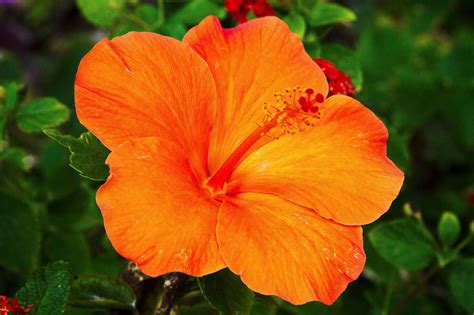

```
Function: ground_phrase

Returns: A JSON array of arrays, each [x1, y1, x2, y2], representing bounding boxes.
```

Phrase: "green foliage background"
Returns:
[[0, 0, 473, 314]]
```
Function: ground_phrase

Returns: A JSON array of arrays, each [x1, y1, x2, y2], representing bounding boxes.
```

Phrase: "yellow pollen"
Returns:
[[262, 87, 323, 138]]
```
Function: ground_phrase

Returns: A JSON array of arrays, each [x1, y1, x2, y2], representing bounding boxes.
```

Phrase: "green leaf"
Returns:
[[5, 82, 19, 113], [0, 192, 41, 274], [320, 44, 363, 91], [308, 2, 356, 27], [284, 14, 306, 38], [387, 127, 410, 173], [173, 0, 226, 25], [43, 129, 110, 181], [369, 218, 437, 270], [16, 261, 72, 315], [160, 18, 187, 40], [0, 147, 32, 171], [68, 274, 136, 311], [198, 269, 255, 315], [76, 0, 126, 28], [437, 211, 461, 248], [45, 233, 91, 273], [447, 258, 474, 312], [135, 4, 159, 25], [180, 303, 218, 315], [16, 97, 70, 133]]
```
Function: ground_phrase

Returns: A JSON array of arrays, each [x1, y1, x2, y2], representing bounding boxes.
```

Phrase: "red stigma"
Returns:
[[225, 0, 275, 24], [298, 89, 324, 114], [313, 58, 356, 96]]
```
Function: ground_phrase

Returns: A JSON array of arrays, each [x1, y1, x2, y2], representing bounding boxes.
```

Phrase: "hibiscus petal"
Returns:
[[75, 32, 217, 179], [183, 16, 328, 175], [97, 137, 224, 277], [231, 95, 404, 225], [218, 193, 365, 305]]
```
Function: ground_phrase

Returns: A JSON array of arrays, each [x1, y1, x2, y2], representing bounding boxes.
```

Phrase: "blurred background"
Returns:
[[0, 0, 473, 314]]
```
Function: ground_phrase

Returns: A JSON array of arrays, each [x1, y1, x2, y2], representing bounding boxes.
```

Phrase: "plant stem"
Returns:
[[155, 273, 189, 315], [156, 0, 165, 28], [381, 269, 396, 315]]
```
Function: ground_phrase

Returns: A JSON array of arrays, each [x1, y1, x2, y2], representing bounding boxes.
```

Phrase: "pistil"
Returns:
[[206, 87, 324, 194], [206, 119, 277, 191]]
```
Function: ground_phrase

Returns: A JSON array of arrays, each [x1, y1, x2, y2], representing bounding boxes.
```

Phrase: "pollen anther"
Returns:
[[263, 87, 324, 137]]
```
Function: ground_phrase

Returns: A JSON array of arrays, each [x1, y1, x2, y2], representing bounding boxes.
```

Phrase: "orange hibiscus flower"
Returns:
[[75, 16, 404, 305]]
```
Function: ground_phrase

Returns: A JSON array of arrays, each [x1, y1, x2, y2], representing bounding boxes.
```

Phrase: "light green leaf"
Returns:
[[68, 274, 136, 311], [198, 269, 255, 315], [308, 2, 356, 27], [437, 211, 461, 248], [369, 218, 437, 270], [5, 82, 19, 113], [17, 97, 70, 133], [43, 129, 110, 181], [447, 258, 474, 312], [173, 0, 226, 25], [135, 4, 159, 25], [16, 261, 72, 315], [76, 0, 126, 28], [284, 14, 306, 38], [0, 193, 41, 274]]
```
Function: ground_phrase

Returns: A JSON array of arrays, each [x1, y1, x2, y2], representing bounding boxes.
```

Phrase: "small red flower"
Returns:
[[313, 58, 356, 96], [225, 0, 275, 23], [0, 296, 33, 315]]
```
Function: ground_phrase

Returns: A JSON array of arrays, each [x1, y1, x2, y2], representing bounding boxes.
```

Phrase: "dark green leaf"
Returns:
[[160, 18, 187, 39], [320, 44, 363, 91], [17, 97, 70, 133], [308, 3, 356, 27], [250, 300, 276, 315], [45, 233, 91, 273], [437, 212, 461, 248], [447, 258, 474, 312], [284, 14, 306, 38], [91, 253, 125, 278], [180, 302, 219, 315], [173, 0, 226, 25], [369, 218, 437, 270], [43, 129, 110, 181], [0, 53, 21, 83], [387, 127, 410, 172], [16, 261, 72, 315], [76, 0, 126, 28], [68, 274, 136, 311], [0, 193, 40, 274], [0, 147, 32, 171], [198, 269, 255, 315]]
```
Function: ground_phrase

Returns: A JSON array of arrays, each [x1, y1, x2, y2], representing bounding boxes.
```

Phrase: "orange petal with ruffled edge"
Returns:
[[97, 137, 225, 276], [183, 16, 328, 175], [218, 193, 365, 305], [231, 95, 404, 225], [75, 32, 217, 180]]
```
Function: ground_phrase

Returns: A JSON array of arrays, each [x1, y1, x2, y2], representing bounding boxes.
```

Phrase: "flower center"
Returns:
[[205, 87, 324, 195]]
